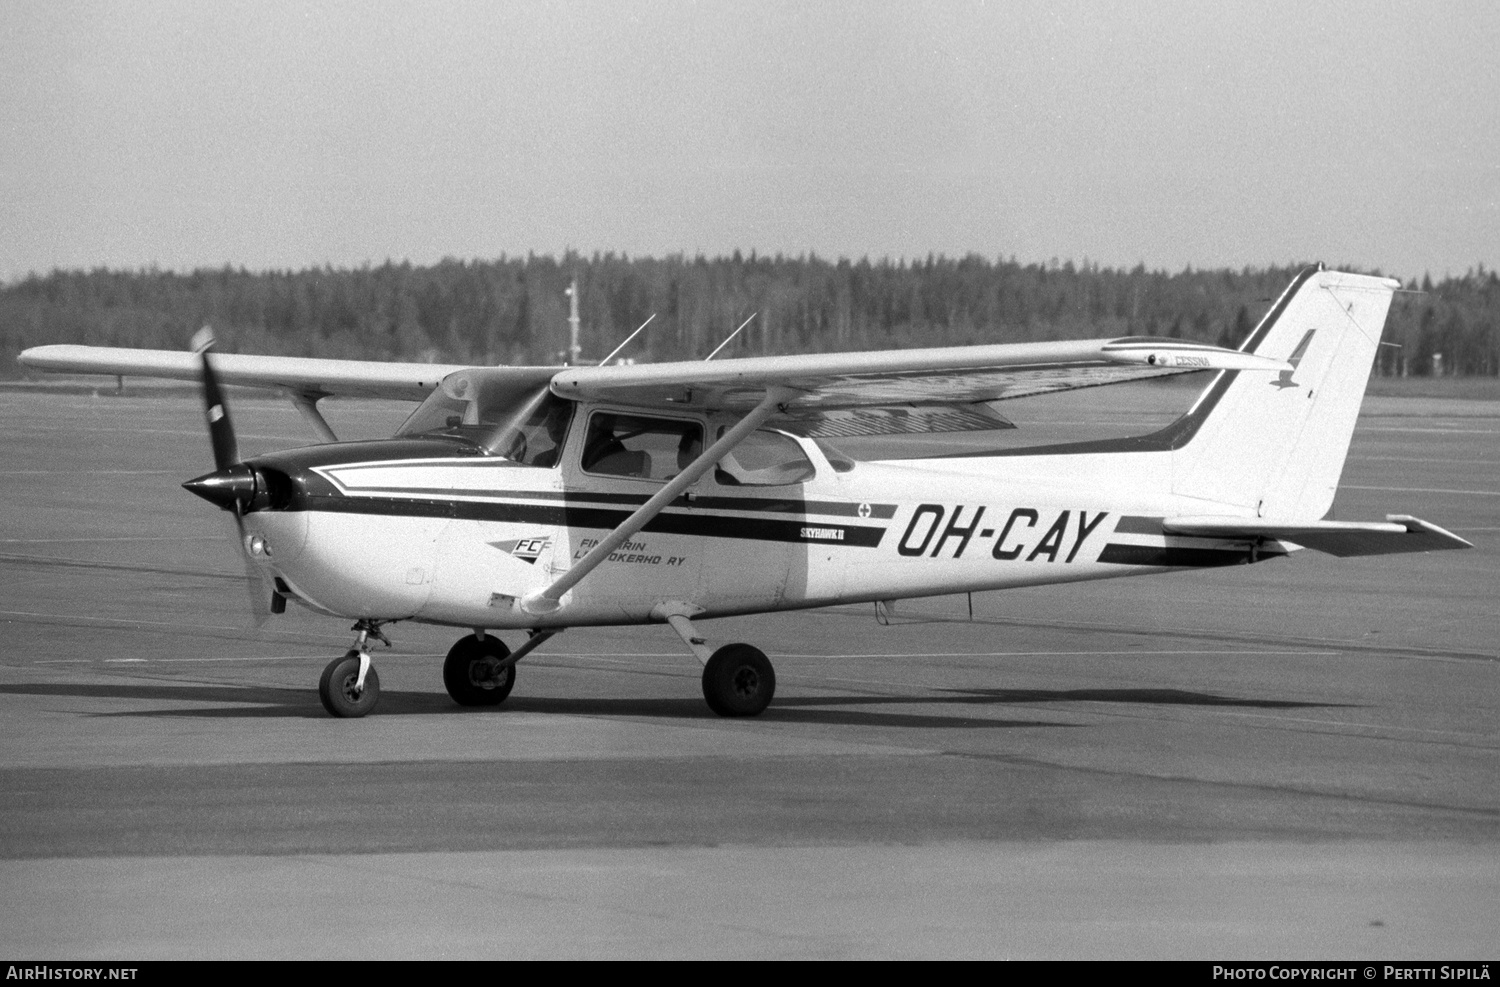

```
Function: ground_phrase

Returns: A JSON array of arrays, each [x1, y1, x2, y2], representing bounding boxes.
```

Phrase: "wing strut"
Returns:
[[520, 386, 797, 616], [286, 390, 337, 443]]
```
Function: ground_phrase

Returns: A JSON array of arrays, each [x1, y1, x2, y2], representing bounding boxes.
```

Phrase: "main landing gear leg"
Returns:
[[319, 619, 390, 718], [442, 628, 558, 708], [658, 606, 776, 717]]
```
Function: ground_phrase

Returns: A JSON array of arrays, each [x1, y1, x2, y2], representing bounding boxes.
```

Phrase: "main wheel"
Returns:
[[319, 650, 381, 718], [443, 634, 516, 706], [701, 643, 775, 717]]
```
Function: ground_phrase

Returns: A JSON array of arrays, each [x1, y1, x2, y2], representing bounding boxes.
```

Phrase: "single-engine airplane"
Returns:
[[18, 266, 1471, 718]]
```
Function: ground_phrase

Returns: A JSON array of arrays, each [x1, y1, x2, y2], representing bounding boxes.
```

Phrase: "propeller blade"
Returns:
[[229, 507, 273, 629], [192, 326, 239, 471], [189, 326, 271, 627]]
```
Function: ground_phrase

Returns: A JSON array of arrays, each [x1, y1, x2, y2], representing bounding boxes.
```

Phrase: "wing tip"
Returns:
[[1385, 514, 1474, 550]]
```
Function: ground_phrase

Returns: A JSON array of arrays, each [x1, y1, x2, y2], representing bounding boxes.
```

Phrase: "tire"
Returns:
[[319, 651, 380, 718], [443, 634, 516, 706], [701, 643, 775, 717]]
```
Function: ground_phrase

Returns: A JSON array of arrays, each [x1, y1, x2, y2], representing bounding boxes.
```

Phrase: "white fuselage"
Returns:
[[241, 424, 1270, 631]]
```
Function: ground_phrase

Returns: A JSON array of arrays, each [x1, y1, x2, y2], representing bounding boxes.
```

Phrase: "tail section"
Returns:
[[1171, 267, 1399, 519]]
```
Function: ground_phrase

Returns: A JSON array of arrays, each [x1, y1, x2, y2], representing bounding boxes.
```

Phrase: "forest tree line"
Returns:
[[3, 252, 1497, 377]]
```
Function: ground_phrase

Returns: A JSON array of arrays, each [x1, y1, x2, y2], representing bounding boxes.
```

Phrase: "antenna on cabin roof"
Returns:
[[599, 313, 656, 366], [565, 276, 582, 366], [705, 313, 757, 361]]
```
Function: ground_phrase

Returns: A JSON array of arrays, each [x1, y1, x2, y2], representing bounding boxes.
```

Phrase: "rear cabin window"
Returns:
[[582, 413, 704, 482], [715, 429, 815, 486]]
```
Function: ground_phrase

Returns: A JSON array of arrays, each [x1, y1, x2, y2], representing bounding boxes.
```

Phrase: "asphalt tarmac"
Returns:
[[0, 385, 1495, 959]]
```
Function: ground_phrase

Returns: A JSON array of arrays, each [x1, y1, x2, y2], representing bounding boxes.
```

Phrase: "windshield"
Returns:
[[397, 378, 574, 464]]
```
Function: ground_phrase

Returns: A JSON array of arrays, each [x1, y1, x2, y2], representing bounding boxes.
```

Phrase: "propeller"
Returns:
[[182, 327, 274, 625]]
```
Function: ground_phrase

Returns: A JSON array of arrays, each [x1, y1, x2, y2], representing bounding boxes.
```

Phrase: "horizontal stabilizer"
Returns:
[[1163, 515, 1473, 557]]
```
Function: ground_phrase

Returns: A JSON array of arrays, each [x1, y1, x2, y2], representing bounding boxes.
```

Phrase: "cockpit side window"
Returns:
[[714, 428, 816, 486], [499, 397, 574, 467], [582, 413, 703, 482]]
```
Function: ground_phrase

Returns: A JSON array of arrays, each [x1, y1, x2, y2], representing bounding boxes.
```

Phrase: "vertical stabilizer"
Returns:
[[1172, 268, 1399, 519]]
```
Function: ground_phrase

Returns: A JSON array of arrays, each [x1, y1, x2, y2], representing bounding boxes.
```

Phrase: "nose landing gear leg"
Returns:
[[318, 619, 390, 718]]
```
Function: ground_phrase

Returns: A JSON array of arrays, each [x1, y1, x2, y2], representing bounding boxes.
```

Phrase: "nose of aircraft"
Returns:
[[183, 464, 258, 511]]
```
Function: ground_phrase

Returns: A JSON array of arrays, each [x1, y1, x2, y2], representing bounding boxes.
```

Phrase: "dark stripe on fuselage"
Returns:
[[1113, 515, 1165, 535], [250, 441, 899, 527], [928, 266, 1321, 460], [316, 485, 897, 520], [294, 494, 888, 548]]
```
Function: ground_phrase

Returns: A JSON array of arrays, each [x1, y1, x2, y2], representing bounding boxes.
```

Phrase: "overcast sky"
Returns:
[[2, 0, 1496, 281]]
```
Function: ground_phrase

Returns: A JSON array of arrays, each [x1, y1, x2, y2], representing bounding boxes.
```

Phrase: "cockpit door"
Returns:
[[552, 407, 707, 618]]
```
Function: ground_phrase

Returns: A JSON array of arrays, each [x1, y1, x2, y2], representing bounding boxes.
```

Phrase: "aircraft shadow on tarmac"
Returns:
[[0, 681, 1352, 728]]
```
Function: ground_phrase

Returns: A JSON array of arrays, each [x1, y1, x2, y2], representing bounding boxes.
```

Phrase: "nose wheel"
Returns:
[[318, 620, 390, 718], [319, 649, 381, 718]]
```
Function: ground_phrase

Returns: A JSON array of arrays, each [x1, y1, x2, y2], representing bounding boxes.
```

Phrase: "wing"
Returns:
[[17, 344, 475, 401], [549, 337, 1291, 419]]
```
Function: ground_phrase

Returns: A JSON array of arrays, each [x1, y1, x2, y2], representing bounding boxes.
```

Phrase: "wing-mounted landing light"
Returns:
[[180, 327, 277, 623]]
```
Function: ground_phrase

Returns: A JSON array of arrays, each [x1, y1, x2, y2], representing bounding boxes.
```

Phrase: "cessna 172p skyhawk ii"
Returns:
[[18, 267, 1470, 718]]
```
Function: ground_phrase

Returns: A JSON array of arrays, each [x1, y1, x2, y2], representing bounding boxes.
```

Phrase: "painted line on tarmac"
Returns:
[[1, 609, 245, 632], [42, 655, 317, 664], [529, 649, 1341, 660], [0, 554, 242, 581], [13, 421, 299, 440], [1342, 484, 1500, 497], [1030, 694, 1500, 747], [1359, 425, 1500, 434], [37, 651, 452, 664], [1186, 707, 1500, 743], [776, 649, 1341, 659], [11, 425, 302, 444], [1349, 455, 1496, 464], [0, 469, 184, 476], [0, 536, 222, 544], [0, 608, 349, 642], [808, 606, 1497, 663]]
